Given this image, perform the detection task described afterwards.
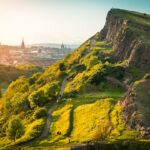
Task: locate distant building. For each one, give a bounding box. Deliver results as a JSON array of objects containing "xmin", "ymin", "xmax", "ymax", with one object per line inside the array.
[
  {"xmin": 61, "ymin": 43, "xmax": 65, "ymax": 49},
  {"xmin": 21, "ymin": 38, "xmax": 25, "ymax": 49}
]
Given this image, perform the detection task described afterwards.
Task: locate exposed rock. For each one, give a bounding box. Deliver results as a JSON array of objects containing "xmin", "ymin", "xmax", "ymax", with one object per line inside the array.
[
  {"xmin": 100, "ymin": 9, "xmax": 150, "ymax": 70},
  {"xmin": 119, "ymin": 78, "xmax": 150, "ymax": 137}
]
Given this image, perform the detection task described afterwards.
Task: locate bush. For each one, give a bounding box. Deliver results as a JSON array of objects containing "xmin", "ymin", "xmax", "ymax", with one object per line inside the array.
[
  {"xmin": 33, "ymin": 108, "xmax": 47, "ymax": 119},
  {"xmin": 28, "ymin": 90, "xmax": 48, "ymax": 108},
  {"xmin": 105, "ymin": 65, "xmax": 125, "ymax": 80},
  {"xmin": 41, "ymin": 82, "xmax": 60, "ymax": 99},
  {"xmin": 6, "ymin": 117, "xmax": 24, "ymax": 141},
  {"xmin": 143, "ymin": 73, "xmax": 150, "ymax": 80},
  {"xmin": 91, "ymin": 70, "xmax": 105, "ymax": 85},
  {"xmin": 59, "ymin": 63, "xmax": 66, "ymax": 71},
  {"xmin": 63, "ymin": 90, "xmax": 78, "ymax": 98},
  {"xmin": 73, "ymin": 64, "xmax": 86, "ymax": 72},
  {"xmin": 29, "ymin": 72, "xmax": 41, "ymax": 85}
]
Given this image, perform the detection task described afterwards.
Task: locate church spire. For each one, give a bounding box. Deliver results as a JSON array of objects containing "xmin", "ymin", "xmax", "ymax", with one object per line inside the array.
[{"xmin": 21, "ymin": 38, "xmax": 25, "ymax": 49}]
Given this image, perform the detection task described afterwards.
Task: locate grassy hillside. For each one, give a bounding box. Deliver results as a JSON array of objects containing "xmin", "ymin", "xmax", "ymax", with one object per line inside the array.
[
  {"xmin": 0, "ymin": 64, "xmax": 43, "ymax": 93},
  {"xmin": 0, "ymin": 9, "xmax": 150, "ymax": 150}
]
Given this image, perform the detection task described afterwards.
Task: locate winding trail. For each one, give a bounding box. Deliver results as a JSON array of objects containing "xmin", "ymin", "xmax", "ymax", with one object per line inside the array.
[
  {"xmin": 37, "ymin": 104, "xmax": 58, "ymax": 140},
  {"xmin": 18, "ymin": 77, "xmax": 67, "ymax": 148},
  {"xmin": 38, "ymin": 77, "xmax": 67, "ymax": 140}
]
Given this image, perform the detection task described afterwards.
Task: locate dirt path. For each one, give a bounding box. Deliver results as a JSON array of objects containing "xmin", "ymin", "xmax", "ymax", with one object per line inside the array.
[
  {"xmin": 59, "ymin": 77, "xmax": 67, "ymax": 98},
  {"xmin": 38, "ymin": 77, "xmax": 67, "ymax": 139},
  {"xmin": 37, "ymin": 104, "xmax": 58, "ymax": 140},
  {"xmin": 17, "ymin": 78, "xmax": 67, "ymax": 149}
]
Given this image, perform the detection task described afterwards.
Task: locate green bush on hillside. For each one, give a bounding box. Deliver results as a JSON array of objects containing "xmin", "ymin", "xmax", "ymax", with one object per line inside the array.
[
  {"xmin": 33, "ymin": 108, "xmax": 47, "ymax": 119},
  {"xmin": 29, "ymin": 72, "xmax": 41, "ymax": 85},
  {"xmin": 104, "ymin": 64, "xmax": 125, "ymax": 80},
  {"xmin": 41, "ymin": 82, "xmax": 60, "ymax": 99},
  {"xmin": 90, "ymin": 69, "xmax": 105, "ymax": 85},
  {"xmin": 143, "ymin": 73, "xmax": 150, "ymax": 80},
  {"xmin": 10, "ymin": 92, "xmax": 29, "ymax": 114},
  {"xmin": 28, "ymin": 90, "xmax": 48, "ymax": 108},
  {"xmin": 73, "ymin": 64, "xmax": 86, "ymax": 72},
  {"xmin": 6, "ymin": 117, "xmax": 24, "ymax": 141},
  {"xmin": 59, "ymin": 62, "xmax": 66, "ymax": 71}
]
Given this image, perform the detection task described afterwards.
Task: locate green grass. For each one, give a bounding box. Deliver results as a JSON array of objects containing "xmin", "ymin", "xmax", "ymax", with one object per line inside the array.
[{"xmin": 110, "ymin": 9, "xmax": 150, "ymax": 45}]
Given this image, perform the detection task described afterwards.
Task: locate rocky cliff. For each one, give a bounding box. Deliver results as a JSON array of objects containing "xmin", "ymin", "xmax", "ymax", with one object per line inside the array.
[
  {"xmin": 100, "ymin": 9, "xmax": 150, "ymax": 70},
  {"xmin": 119, "ymin": 74, "xmax": 150, "ymax": 137}
]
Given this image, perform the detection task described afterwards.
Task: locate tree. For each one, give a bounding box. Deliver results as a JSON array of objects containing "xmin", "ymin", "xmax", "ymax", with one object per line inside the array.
[
  {"xmin": 59, "ymin": 63, "xmax": 66, "ymax": 71},
  {"xmin": 33, "ymin": 107, "xmax": 47, "ymax": 119},
  {"xmin": 6, "ymin": 117, "xmax": 24, "ymax": 142},
  {"xmin": 28, "ymin": 90, "xmax": 48, "ymax": 108}
]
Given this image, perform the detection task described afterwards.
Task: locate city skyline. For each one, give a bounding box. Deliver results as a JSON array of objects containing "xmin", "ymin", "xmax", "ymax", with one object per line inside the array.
[{"xmin": 0, "ymin": 0, "xmax": 149, "ymax": 45}]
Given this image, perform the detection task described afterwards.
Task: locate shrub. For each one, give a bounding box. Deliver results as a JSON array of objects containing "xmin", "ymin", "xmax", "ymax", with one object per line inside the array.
[
  {"xmin": 143, "ymin": 73, "xmax": 150, "ymax": 80},
  {"xmin": 104, "ymin": 64, "xmax": 125, "ymax": 80},
  {"xmin": 33, "ymin": 108, "xmax": 47, "ymax": 119},
  {"xmin": 6, "ymin": 117, "xmax": 24, "ymax": 141},
  {"xmin": 41, "ymin": 82, "xmax": 60, "ymax": 99},
  {"xmin": 28, "ymin": 72, "xmax": 41, "ymax": 85},
  {"xmin": 59, "ymin": 63, "xmax": 66, "ymax": 71},
  {"xmin": 73, "ymin": 64, "xmax": 86, "ymax": 72},
  {"xmin": 28, "ymin": 90, "xmax": 48, "ymax": 108},
  {"xmin": 90, "ymin": 70, "xmax": 105, "ymax": 85}
]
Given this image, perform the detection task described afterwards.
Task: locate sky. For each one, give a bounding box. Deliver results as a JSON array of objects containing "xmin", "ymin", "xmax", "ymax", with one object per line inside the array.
[{"xmin": 0, "ymin": 0, "xmax": 149, "ymax": 45}]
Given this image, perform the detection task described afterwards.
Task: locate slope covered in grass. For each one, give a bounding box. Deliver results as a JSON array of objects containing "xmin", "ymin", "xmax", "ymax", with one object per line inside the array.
[{"xmin": 0, "ymin": 8, "xmax": 150, "ymax": 149}]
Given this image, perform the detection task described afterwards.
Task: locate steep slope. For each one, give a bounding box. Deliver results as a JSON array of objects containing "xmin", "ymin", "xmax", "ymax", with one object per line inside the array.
[
  {"xmin": 100, "ymin": 9, "xmax": 150, "ymax": 69},
  {"xmin": 120, "ymin": 74, "xmax": 150, "ymax": 137},
  {"xmin": 0, "ymin": 8, "xmax": 150, "ymax": 149}
]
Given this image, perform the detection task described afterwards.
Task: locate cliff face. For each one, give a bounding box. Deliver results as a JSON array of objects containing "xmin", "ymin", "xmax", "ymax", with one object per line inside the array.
[
  {"xmin": 100, "ymin": 9, "xmax": 150, "ymax": 70},
  {"xmin": 119, "ymin": 78, "xmax": 150, "ymax": 137}
]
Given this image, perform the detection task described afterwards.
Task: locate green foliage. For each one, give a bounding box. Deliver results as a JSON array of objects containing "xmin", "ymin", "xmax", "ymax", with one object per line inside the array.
[
  {"xmin": 41, "ymin": 82, "xmax": 60, "ymax": 99},
  {"xmin": 29, "ymin": 72, "xmax": 41, "ymax": 85},
  {"xmin": 17, "ymin": 119, "xmax": 45, "ymax": 143},
  {"xmin": 8, "ymin": 92, "xmax": 29, "ymax": 114},
  {"xmin": 63, "ymin": 90, "xmax": 78, "ymax": 98},
  {"xmin": 33, "ymin": 108, "xmax": 47, "ymax": 119},
  {"xmin": 104, "ymin": 63, "xmax": 125, "ymax": 80},
  {"xmin": 59, "ymin": 63, "xmax": 66, "ymax": 71},
  {"xmin": 73, "ymin": 64, "xmax": 86, "ymax": 72},
  {"xmin": 143, "ymin": 73, "xmax": 150, "ymax": 80},
  {"xmin": 6, "ymin": 117, "xmax": 24, "ymax": 141},
  {"xmin": 28, "ymin": 90, "xmax": 48, "ymax": 108},
  {"xmin": 80, "ymin": 53, "xmax": 100, "ymax": 69}
]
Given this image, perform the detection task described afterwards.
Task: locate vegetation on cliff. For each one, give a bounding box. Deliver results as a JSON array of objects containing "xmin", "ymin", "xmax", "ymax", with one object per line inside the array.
[{"xmin": 0, "ymin": 8, "xmax": 150, "ymax": 149}]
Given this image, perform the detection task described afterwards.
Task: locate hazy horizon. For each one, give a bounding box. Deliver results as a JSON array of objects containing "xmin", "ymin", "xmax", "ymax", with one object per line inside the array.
[{"xmin": 0, "ymin": 0, "xmax": 149, "ymax": 45}]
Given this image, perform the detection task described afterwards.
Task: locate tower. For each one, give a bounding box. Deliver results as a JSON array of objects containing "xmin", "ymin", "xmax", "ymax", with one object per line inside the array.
[
  {"xmin": 21, "ymin": 38, "xmax": 25, "ymax": 49},
  {"xmin": 61, "ymin": 43, "xmax": 65, "ymax": 49}
]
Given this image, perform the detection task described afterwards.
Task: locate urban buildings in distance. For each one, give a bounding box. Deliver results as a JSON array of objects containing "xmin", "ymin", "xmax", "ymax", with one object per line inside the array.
[{"xmin": 0, "ymin": 39, "xmax": 76, "ymax": 66}]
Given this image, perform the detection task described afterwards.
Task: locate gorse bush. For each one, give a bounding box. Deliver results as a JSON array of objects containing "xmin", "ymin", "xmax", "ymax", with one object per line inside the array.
[
  {"xmin": 28, "ymin": 90, "xmax": 48, "ymax": 108},
  {"xmin": 104, "ymin": 64, "xmax": 125, "ymax": 80},
  {"xmin": 33, "ymin": 108, "xmax": 47, "ymax": 119},
  {"xmin": 73, "ymin": 64, "xmax": 86, "ymax": 72},
  {"xmin": 6, "ymin": 117, "xmax": 24, "ymax": 141},
  {"xmin": 59, "ymin": 62, "xmax": 66, "ymax": 71},
  {"xmin": 29, "ymin": 72, "xmax": 42, "ymax": 85}
]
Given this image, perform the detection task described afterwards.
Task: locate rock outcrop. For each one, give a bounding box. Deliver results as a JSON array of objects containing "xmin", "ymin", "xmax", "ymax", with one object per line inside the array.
[
  {"xmin": 100, "ymin": 9, "xmax": 150, "ymax": 70},
  {"xmin": 119, "ymin": 78, "xmax": 150, "ymax": 137}
]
